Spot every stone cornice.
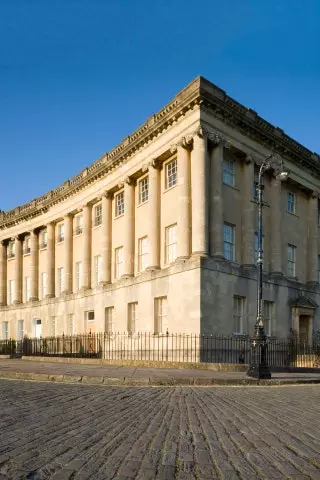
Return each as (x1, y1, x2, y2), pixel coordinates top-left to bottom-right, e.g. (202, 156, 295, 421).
(1, 75, 319, 230)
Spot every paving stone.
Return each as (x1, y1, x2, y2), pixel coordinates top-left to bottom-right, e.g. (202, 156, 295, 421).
(1, 381, 320, 478)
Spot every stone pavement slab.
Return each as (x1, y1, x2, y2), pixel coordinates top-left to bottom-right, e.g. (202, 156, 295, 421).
(0, 358, 320, 386)
(1, 381, 320, 479)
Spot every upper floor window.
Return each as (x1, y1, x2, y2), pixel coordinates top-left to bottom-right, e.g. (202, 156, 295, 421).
(17, 319, 24, 341)
(287, 192, 296, 214)
(287, 244, 296, 277)
(94, 255, 102, 287)
(138, 236, 148, 272)
(57, 267, 64, 295)
(8, 241, 15, 259)
(41, 272, 47, 299)
(23, 237, 31, 255)
(39, 229, 47, 249)
(57, 223, 64, 243)
(94, 204, 102, 226)
(8, 279, 15, 305)
(223, 223, 235, 261)
(233, 296, 245, 334)
(75, 215, 83, 235)
(165, 159, 177, 189)
(2, 321, 9, 340)
(24, 276, 31, 302)
(139, 176, 149, 204)
(67, 313, 75, 336)
(75, 261, 82, 292)
(115, 191, 124, 217)
(223, 158, 235, 186)
(165, 224, 177, 264)
(115, 246, 124, 279)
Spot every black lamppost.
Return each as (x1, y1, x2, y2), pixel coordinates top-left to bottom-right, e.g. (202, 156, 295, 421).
(247, 153, 288, 379)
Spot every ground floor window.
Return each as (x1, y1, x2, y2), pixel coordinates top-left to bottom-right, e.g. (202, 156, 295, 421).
(154, 297, 168, 334)
(17, 320, 24, 340)
(2, 321, 9, 340)
(128, 302, 138, 334)
(105, 307, 114, 333)
(233, 296, 245, 334)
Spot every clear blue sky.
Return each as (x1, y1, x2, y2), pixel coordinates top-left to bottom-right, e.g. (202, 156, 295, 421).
(1, 0, 319, 212)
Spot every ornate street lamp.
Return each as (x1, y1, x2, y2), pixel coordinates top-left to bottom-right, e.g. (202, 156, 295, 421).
(247, 153, 289, 379)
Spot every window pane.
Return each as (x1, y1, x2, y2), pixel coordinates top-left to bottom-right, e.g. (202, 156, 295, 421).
(166, 159, 177, 189)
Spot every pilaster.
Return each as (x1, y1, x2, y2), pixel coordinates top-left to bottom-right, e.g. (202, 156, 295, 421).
(29, 230, 39, 301)
(307, 191, 319, 285)
(0, 240, 7, 306)
(241, 156, 255, 266)
(82, 204, 92, 290)
(63, 213, 73, 294)
(145, 160, 160, 270)
(101, 193, 112, 284)
(209, 138, 224, 258)
(270, 175, 283, 275)
(123, 177, 135, 277)
(46, 222, 55, 298)
(13, 235, 22, 304)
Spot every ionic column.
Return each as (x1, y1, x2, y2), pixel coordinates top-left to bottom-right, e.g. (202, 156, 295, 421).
(82, 204, 92, 290)
(147, 161, 160, 269)
(176, 140, 191, 259)
(30, 230, 39, 300)
(0, 241, 7, 306)
(191, 128, 209, 255)
(123, 178, 135, 276)
(270, 176, 282, 274)
(63, 214, 73, 294)
(210, 140, 224, 257)
(307, 192, 319, 284)
(13, 235, 22, 304)
(241, 157, 255, 266)
(46, 223, 55, 297)
(101, 193, 112, 284)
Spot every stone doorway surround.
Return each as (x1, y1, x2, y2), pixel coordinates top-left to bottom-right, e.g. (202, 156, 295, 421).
(291, 296, 317, 345)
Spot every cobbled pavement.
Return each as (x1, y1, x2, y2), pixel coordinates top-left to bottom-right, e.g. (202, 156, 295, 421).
(0, 381, 320, 479)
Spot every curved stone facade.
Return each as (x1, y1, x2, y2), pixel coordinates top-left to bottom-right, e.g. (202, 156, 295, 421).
(1, 76, 320, 340)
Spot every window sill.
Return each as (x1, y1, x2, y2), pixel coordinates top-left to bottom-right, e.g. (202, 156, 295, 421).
(137, 200, 149, 208)
(223, 183, 240, 192)
(92, 224, 102, 230)
(114, 213, 124, 220)
(39, 247, 47, 252)
(286, 211, 299, 218)
(7, 257, 15, 261)
(23, 252, 31, 257)
(163, 184, 177, 194)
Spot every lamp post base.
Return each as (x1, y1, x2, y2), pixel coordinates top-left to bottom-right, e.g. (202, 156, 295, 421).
(247, 323, 271, 380)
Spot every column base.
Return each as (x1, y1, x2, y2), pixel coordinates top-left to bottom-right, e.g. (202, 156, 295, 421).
(211, 254, 225, 261)
(269, 271, 283, 278)
(241, 263, 256, 270)
(306, 281, 319, 288)
(145, 266, 161, 271)
(61, 290, 73, 296)
(99, 281, 112, 287)
(29, 296, 39, 302)
(45, 294, 55, 299)
(120, 274, 134, 279)
(13, 300, 22, 305)
(79, 286, 91, 293)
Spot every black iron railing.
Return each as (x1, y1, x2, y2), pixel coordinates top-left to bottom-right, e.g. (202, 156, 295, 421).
(1, 332, 320, 367)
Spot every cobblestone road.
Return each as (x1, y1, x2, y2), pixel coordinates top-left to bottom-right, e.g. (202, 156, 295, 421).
(1, 381, 320, 479)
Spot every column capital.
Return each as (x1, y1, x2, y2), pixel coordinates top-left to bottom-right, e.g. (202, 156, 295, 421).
(125, 176, 134, 186)
(102, 191, 112, 199)
(117, 180, 124, 189)
(170, 136, 193, 154)
(310, 191, 319, 200)
(64, 212, 74, 220)
(245, 154, 254, 165)
(0, 239, 9, 247)
(142, 159, 159, 173)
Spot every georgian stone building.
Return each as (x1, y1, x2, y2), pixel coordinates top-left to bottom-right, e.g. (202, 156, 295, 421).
(1, 76, 320, 341)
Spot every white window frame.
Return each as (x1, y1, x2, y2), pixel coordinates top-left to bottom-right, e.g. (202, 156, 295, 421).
(2, 321, 9, 340)
(165, 224, 177, 264)
(287, 192, 296, 214)
(115, 191, 124, 217)
(49, 316, 56, 337)
(105, 307, 114, 333)
(57, 223, 64, 243)
(41, 272, 47, 298)
(139, 176, 149, 204)
(165, 158, 177, 190)
(57, 267, 64, 295)
(263, 301, 273, 337)
(75, 261, 82, 292)
(85, 310, 95, 332)
(23, 237, 31, 255)
(17, 319, 24, 341)
(128, 302, 138, 335)
(287, 244, 296, 277)
(138, 236, 148, 272)
(67, 314, 75, 335)
(94, 255, 102, 287)
(154, 297, 168, 335)
(233, 296, 245, 334)
(8, 241, 15, 259)
(94, 204, 102, 226)
(9, 279, 15, 305)
(115, 246, 124, 279)
(75, 214, 83, 235)
(223, 158, 235, 186)
(24, 276, 31, 302)
(40, 229, 48, 249)
(223, 223, 235, 261)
